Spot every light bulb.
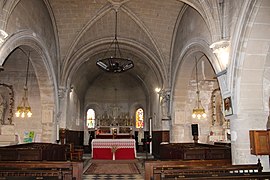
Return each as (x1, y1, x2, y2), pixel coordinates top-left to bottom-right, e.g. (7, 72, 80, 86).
(21, 112, 25, 118)
(197, 114, 201, 119)
(15, 111, 20, 117)
(27, 111, 32, 117)
(202, 113, 207, 118)
(192, 114, 196, 118)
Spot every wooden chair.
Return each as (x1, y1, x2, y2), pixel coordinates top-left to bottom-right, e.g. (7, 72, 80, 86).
(69, 143, 83, 161)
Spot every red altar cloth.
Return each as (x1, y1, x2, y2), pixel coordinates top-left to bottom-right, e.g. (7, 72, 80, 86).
(92, 139, 136, 160)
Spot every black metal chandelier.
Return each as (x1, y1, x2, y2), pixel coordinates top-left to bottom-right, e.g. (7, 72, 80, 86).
(96, 10, 134, 73)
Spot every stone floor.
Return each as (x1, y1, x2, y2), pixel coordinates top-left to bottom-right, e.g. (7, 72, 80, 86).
(82, 153, 153, 180)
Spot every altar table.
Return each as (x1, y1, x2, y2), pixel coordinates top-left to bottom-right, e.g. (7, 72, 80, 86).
(92, 139, 136, 160)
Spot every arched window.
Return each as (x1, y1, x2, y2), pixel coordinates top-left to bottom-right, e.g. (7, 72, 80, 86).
(87, 109, 95, 128)
(135, 108, 144, 128)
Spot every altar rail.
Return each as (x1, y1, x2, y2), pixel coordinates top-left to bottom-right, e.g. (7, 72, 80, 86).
(0, 161, 83, 180)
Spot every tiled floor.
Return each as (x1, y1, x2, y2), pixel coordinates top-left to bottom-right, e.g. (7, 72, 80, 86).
(82, 153, 150, 180)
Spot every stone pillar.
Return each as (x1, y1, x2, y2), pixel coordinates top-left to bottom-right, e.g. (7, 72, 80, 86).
(230, 113, 269, 170)
(58, 86, 68, 129)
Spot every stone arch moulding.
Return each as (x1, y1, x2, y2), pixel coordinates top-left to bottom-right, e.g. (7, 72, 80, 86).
(0, 30, 59, 122)
(179, 0, 219, 42)
(171, 39, 220, 98)
(170, 42, 219, 128)
(228, 0, 261, 116)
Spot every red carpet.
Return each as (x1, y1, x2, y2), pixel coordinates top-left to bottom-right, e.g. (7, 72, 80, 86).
(84, 160, 140, 175)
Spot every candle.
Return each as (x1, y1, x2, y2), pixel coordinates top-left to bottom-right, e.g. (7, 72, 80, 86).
(56, 124, 59, 140)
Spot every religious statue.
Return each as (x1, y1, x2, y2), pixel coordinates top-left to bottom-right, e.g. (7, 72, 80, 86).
(160, 89, 171, 119)
(0, 94, 6, 124)
(224, 97, 233, 116)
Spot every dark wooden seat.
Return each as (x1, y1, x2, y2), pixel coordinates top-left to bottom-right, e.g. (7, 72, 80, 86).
(0, 143, 66, 161)
(156, 143, 231, 160)
(0, 161, 83, 180)
(146, 159, 270, 180)
(69, 143, 83, 161)
(145, 159, 232, 180)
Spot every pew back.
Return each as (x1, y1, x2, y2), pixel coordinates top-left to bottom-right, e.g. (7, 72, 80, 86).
(0, 143, 66, 161)
(0, 161, 83, 180)
(145, 159, 270, 180)
(145, 159, 232, 180)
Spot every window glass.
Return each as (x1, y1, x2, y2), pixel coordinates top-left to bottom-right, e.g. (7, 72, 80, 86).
(136, 108, 144, 128)
(87, 109, 95, 128)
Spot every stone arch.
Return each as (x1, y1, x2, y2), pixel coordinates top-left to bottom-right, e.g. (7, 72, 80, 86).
(171, 39, 220, 90)
(179, 0, 220, 42)
(169, 2, 220, 94)
(0, 30, 58, 142)
(230, 0, 267, 123)
(170, 40, 217, 143)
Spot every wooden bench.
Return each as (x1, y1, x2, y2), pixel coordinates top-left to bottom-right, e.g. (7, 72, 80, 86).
(147, 159, 270, 180)
(0, 143, 66, 161)
(0, 161, 83, 180)
(157, 143, 231, 160)
(145, 159, 232, 180)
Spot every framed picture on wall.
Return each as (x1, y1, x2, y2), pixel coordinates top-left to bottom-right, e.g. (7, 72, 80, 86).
(223, 96, 233, 116)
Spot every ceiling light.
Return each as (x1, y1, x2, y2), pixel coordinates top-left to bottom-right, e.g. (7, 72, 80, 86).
(155, 88, 161, 93)
(15, 48, 32, 118)
(96, 10, 134, 73)
(192, 56, 206, 119)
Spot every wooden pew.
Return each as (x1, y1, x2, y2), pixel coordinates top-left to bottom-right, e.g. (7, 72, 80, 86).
(145, 159, 232, 180)
(0, 161, 83, 180)
(146, 159, 270, 180)
(157, 143, 231, 160)
(0, 143, 66, 161)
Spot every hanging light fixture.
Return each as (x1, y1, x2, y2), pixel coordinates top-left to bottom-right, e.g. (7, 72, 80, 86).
(15, 50, 32, 118)
(96, 9, 134, 73)
(192, 56, 206, 119)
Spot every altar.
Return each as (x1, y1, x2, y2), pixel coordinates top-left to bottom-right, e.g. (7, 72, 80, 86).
(92, 139, 136, 160)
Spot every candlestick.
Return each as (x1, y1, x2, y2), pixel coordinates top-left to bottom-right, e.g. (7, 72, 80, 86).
(56, 124, 59, 140)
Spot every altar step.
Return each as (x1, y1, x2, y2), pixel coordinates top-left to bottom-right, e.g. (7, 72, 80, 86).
(136, 152, 154, 159)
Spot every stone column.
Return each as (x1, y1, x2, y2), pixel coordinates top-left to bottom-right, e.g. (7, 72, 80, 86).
(230, 113, 269, 170)
(58, 86, 68, 129)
